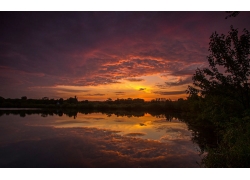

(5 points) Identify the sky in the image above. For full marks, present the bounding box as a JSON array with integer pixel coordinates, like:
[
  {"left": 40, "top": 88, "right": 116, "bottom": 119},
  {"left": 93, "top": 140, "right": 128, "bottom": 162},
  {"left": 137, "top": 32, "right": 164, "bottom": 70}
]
[{"left": 1, "top": 11, "right": 250, "bottom": 101}]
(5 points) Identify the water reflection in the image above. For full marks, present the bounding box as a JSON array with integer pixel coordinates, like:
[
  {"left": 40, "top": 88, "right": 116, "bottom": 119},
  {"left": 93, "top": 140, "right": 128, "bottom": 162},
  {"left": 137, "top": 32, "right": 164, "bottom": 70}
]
[{"left": 0, "top": 109, "right": 202, "bottom": 167}]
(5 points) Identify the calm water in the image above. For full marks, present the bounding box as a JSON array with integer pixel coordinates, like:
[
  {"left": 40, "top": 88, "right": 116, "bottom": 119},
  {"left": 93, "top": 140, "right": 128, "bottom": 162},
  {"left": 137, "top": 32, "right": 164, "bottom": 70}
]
[{"left": 0, "top": 110, "right": 202, "bottom": 167}]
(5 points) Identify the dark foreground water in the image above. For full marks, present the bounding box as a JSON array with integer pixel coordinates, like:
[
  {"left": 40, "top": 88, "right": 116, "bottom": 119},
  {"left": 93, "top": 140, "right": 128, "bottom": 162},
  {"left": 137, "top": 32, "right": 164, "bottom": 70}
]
[{"left": 0, "top": 110, "right": 202, "bottom": 168}]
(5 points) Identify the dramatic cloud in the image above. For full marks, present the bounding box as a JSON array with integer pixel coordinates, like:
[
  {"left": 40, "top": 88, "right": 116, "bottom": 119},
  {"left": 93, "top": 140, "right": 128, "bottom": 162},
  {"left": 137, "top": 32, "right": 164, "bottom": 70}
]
[{"left": 1, "top": 11, "right": 250, "bottom": 100}]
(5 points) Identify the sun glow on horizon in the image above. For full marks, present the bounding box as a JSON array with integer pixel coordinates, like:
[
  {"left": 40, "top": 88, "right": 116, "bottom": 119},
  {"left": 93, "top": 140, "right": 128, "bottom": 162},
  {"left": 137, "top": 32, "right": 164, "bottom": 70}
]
[{"left": 47, "top": 73, "right": 189, "bottom": 101}]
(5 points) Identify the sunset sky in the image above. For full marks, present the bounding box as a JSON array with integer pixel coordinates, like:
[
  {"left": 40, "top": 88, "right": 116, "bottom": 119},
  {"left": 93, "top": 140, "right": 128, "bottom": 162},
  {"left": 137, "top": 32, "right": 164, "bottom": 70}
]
[{"left": 1, "top": 11, "right": 250, "bottom": 101}]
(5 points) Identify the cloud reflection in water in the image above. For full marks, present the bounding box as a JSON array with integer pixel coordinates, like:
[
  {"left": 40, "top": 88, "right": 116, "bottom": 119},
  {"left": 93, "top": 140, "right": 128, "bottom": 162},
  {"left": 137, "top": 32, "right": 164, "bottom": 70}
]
[{"left": 0, "top": 112, "right": 201, "bottom": 167}]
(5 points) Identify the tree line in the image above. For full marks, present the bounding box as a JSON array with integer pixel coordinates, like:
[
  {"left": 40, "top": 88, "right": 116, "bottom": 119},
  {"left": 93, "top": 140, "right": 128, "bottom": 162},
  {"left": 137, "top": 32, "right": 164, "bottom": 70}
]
[{"left": 0, "top": 95, "right": 188, "bottom": 112}]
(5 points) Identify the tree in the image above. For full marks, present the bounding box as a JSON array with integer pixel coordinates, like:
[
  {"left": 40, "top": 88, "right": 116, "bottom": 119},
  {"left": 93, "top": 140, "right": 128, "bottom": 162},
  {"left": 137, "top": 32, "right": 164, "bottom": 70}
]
[
  {"left": 66, "top": 97, "right": 78, "bottom": 104},
  {"left": 106, "top": 98, "right": 112, "bottom": 102},
  {"left": 21, "top": 96, "right": 27, "bottom": 100},
  {"left": 225, "top": 11, "right": 240, "bottom": 19},
  {"left": 187, "top": 26, "right": 250, "bottom": 109},
  {"left": 42, "top": 97, "right": 49, "bottom": 100},
  {"left": 0, "top": 96, "right": 4, "bottom": 102}
]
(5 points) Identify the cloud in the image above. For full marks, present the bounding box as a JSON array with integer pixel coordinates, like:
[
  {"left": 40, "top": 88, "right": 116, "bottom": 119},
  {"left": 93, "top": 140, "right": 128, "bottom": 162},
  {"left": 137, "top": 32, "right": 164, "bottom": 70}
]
[
  {"left": 85, "top": 93, "right": 105, "bottom": 96},
  {"left": 125, "top": 78, "right": 145, "bottom": 82},
  {"left": 115, "top": 91, "right": 125, "bottom": 94},
  {"left": 155, "top": 84, "right": 167, "bottom": 89},
  {"left": 114, "top": 91, "right": 125, "bottom": 95},
  {"left": 56, "top": 89, "right": 90, "bottom": 93},
  {"left": 55, "top": 120, "right": 90, "bottom": 124},
  {"left": 165, "top": 77, "right": 192, "bottom": 87},
  {"left": 124, "top": 132, "right": 146, "bottom": 137},
  {"left": 153, "top": 91, "right": 186, "bottom": 95},
  {"left": 154, "top": 77, "right": 193, "bottom": 90},
  {"left": 1, "top": 12, "right": 250, "bottom": 99},
  {"left": 139, "top": 88, "right": 146, "bottom": 91},
  {"left": 114, "top": 119, "right": 125, "bottom": 122}
]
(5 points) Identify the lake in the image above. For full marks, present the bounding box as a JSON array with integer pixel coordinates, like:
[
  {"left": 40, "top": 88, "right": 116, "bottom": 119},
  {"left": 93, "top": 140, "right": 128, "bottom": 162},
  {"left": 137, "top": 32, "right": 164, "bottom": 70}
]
[{"left": 0, "top": 110, "right": 202, "bottom": 167}]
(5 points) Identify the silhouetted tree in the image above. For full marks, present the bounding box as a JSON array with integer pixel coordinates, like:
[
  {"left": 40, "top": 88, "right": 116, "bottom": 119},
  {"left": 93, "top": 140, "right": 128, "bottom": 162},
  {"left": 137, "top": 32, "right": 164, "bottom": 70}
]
[
  {"left": 106, "top": 98, "right": 113, "bottom": 104},
  {"left": 225, "top": 11, "right": 240, "bottom": 19},
  {"left": 66, "top": 97, "right": 78, "bottom": 104},
  {"left": 185, "top": 25, "right": 250, "bottom": 167},
  {"left": 42, "top": 97, "right": 49, "bottom": 101},
  {"left": 187, "top": 26, "right": 250, "bottom": 109},
  {"left": 21, "top": 96, "right": 27, "bottom": 100},
  {"left": 0, "top": 96, "right": 5, "bottom": 103},
  {"left": 58, "top": 98, "right": 64, "bottom": 104}
]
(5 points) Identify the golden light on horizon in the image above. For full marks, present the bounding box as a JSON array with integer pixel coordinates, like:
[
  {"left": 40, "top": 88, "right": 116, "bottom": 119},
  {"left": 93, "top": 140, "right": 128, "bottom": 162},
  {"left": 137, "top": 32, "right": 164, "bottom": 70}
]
[{"left": 48, "top": 72, "right": 189, "bottom": 101}]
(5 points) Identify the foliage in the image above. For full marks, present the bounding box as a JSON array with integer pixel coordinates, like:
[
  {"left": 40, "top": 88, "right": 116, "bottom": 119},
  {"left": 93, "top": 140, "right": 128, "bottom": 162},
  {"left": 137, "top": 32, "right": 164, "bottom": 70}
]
[
  {"left": 187, "top": 26, "right": 250, "bottom": 110},
  {"left": 186, "top": 26, "right": 250, "bottom": 167},
  {"left": 225, "top": 11, "right": 240, "bottom": 19},
  {"left": 202, "top": 110, "right": 250, "bottom": 167}
]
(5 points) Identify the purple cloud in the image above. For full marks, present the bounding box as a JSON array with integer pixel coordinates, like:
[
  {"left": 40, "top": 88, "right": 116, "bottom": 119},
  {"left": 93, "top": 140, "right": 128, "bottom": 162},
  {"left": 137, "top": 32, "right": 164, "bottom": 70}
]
[
  {"left": 125, "top": 78, "right": 145, "bottom": 82},
  {"left": 1, "top": 12, "right": 250, "bottom": 99}
]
